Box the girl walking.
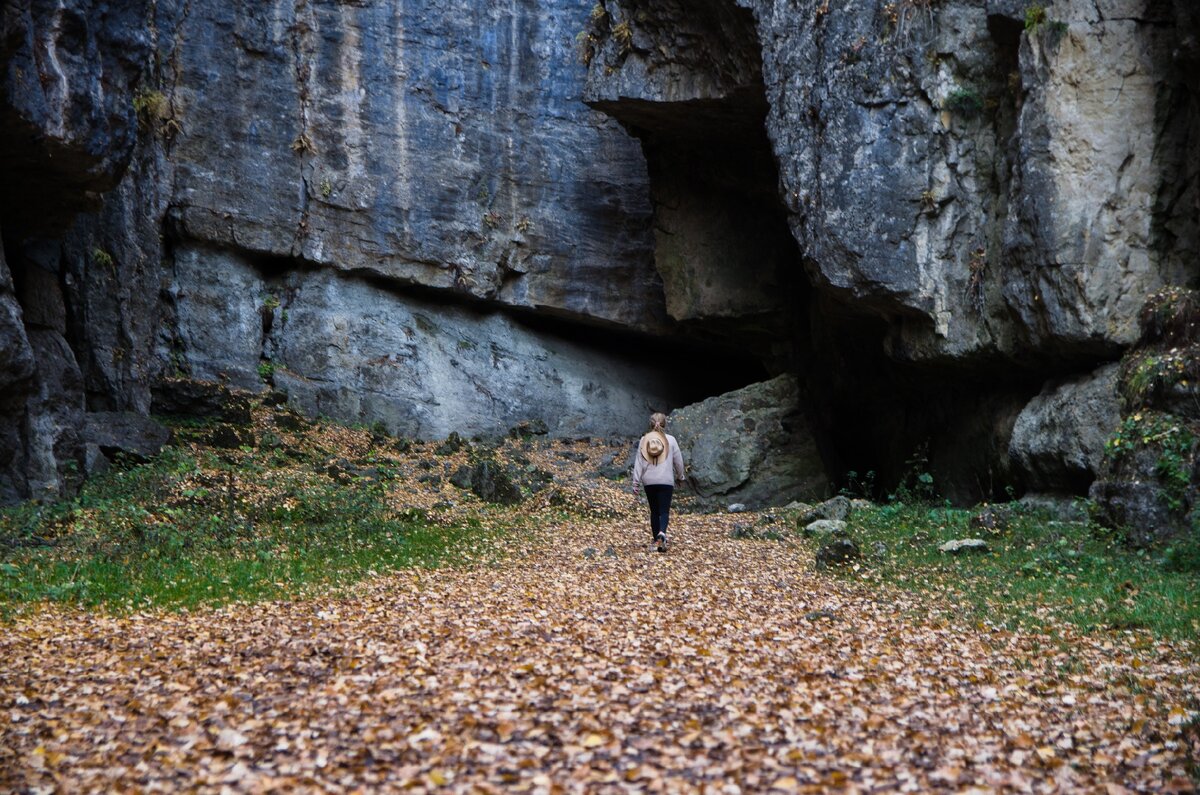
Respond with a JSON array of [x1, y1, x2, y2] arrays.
[[631, 413, 686, 552]]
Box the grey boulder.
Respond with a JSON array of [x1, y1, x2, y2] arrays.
[[804, 519, 848, 539], [938, 539, 990, 555], [669, 375, 829, 509]]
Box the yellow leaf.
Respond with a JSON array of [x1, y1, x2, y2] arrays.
[[583, 732, 605, 747]]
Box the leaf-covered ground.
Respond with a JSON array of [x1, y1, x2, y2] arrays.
[[1, 419, 1198, 792], [2, 523, 1196, 790]]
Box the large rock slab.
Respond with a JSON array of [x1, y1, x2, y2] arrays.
[[166, 0, 665, 333], [1009, 363, 1121, 493], [171, 245, 689, 440], [668, 374, 829, 508]]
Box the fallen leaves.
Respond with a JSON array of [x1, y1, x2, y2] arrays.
[[1, 441, 1198, 792]]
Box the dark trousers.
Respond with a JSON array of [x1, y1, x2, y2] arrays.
[[644, 485, 674, 539]]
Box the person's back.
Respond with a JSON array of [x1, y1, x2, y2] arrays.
[[630, 415, 686, 552], [632, 432, 684, 487]]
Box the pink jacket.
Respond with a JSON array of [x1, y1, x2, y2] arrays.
[[631, 433, 686, 488]]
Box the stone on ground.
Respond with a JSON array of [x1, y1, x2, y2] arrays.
[[668, 375, 829, 510]]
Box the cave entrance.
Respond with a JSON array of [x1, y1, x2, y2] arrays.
[[589, 86, 806, 377], [584, 0, 827, 473]]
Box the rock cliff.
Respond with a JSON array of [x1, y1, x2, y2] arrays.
[[1, 0, 1198, 525]]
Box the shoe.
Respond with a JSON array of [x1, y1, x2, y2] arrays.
[[655, 532, 666, 553]]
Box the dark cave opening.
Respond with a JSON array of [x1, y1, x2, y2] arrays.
[[582, 0, 1048, 504]]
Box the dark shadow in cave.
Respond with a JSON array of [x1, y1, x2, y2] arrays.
[[580, 0, 1055, 504]]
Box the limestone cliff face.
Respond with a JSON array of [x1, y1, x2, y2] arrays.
[[584, 0, 1199, 501], [167, 0, 662, 332], [1, 0, 1198, 509]]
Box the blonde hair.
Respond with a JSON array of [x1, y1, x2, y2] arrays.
[[649, 412, 667, 432]]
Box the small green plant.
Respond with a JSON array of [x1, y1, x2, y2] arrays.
[[516, 216, 533, 233], [262, 293, 280, 311], [1104, 411, 1197, 511], [919, 189, 937, 213], [257, 361, 277, 382], [132, 87, 169, 132], [840, 470, 878, 500], [1024, 4, 1047, 32], [944, 86, 983, 117], [91, 247, 114, 270], [890, 442, 937, 504], [319, 177, 333, 198]]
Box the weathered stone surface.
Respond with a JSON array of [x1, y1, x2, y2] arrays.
[[587, 0, 1200, 366], [83, 411, 171, 461], [815, 538, 861, 568], [171, 246, 268, 392], [799, 495, 851, 526], [939, 538, 990, 554], [0, 0, 152, 233], [803, 519, 847, 539], [168, 250, 687, 440], [1010, 364, 1121, 493], [0, 236, 35, 503], [751, 0, 1197, 363], [22, 329, 85, 499], [167, 0, 664, 333], [669, 374, 829, 508]]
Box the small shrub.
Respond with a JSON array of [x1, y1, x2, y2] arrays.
[[889, 443, 937, 504], [320, 178, 333, 198], [91, 247, 115, 270], [257, 361, 277, 382], [944, 86, 983, 117], [1024, 4, 1047, 32], [132, 88, 169, 131]]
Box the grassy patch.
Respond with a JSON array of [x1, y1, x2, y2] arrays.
[[833, 503, 1200, 645], [0, 444, 495, 619]]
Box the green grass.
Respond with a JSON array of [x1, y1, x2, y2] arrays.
[[833, 503, 1200, 645], [0, 446, 492, 619]]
